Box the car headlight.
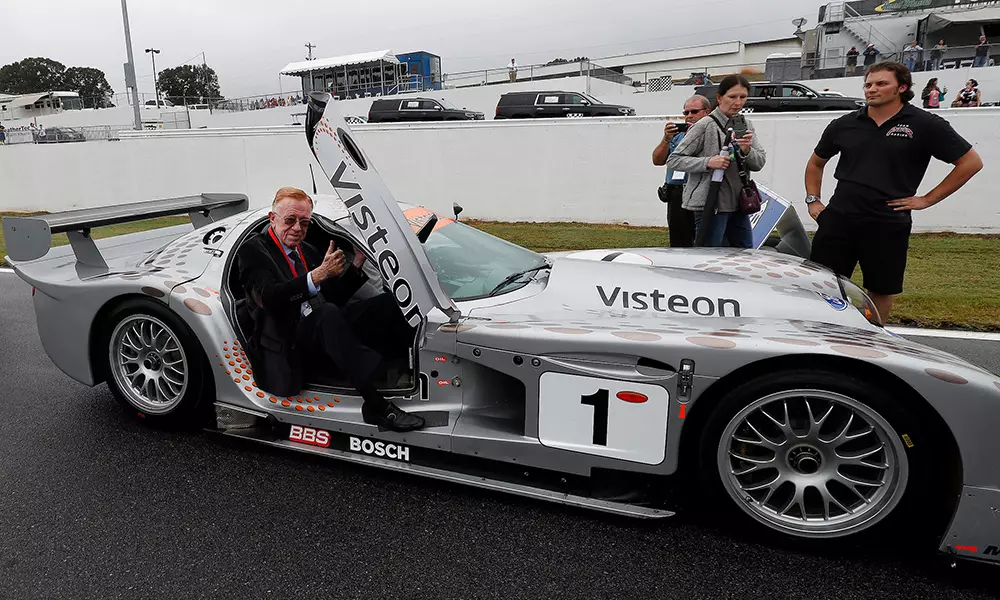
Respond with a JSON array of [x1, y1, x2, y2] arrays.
[[618, 107, 630, 114], [839, 276, 882, 326]]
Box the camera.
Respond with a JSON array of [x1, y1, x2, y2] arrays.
[[671, 121, 690, 133]]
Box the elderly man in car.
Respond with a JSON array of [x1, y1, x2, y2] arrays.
[[237, 186, 425, 432]]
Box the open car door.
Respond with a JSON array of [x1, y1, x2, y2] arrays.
[[306, 93, 460, 328]]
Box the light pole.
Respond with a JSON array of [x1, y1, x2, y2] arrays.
[[120, 0, 142, 130], [145, 48, 161, 107]]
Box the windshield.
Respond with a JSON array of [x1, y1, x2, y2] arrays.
[[581, 93, 602, 104], [437, 98, 460, 109], [420, 216, 546, 301]]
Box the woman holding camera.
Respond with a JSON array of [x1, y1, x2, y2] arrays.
[[664, 75, 766, 248]]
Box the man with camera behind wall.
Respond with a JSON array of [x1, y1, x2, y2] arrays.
[[652, 95, 711, 247]]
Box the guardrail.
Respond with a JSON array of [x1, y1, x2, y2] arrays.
[[0, 125, 124, 145]]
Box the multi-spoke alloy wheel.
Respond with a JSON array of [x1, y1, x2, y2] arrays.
[[109, 314, 189, 415], [717, 389, 909, 538]]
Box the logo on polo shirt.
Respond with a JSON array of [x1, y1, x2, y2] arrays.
[[886, 124, 914, 139]]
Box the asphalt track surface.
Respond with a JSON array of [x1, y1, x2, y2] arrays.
[[1, 274, 999, 600]]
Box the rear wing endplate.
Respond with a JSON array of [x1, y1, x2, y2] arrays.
[[2, 193, 248, 270]]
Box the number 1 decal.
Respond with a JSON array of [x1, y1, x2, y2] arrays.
[[537, 373, 670, 465], [580, 389, 609, 445]]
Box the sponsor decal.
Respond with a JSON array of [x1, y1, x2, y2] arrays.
[[289, 425, 331, 448], [348, 436, 410, 462], [596, 285, 741, 317], [437, 379, 450, 387], [886, 124, 914, 139], [434, 355, 448, 363], [985, 545, 1000, 557], [328, 161, 422, 327], [954, 545, 979, 552], [901, 433, 915, 448], [818, 292, 849, 311]]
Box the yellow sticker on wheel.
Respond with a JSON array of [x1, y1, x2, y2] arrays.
[[901, 433, 915, 448]]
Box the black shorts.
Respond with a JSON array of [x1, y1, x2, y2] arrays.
[[810, 209, 911, 295]]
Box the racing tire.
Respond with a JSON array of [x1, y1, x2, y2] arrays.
[[101, 298, 212, 428], [698, 369, 945, 547]]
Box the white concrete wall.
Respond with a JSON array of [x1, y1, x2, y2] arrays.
[[2, 110, 998, 233]]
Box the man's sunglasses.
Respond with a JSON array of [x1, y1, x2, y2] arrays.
[[282, 217, 311, 228], [682, 108, 707, 116]]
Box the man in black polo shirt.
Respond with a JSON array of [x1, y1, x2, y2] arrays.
[[803, 61, 982, 323]]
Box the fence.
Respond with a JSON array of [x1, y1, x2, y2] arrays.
[[442, 60, 625, 88], [0, 125, 124, 145]]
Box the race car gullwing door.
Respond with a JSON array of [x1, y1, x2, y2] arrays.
[[306, 93, 460, 327]]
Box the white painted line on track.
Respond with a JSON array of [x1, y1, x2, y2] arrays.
[[888, 327, 1000, 342], [0, 268, 14, 274]]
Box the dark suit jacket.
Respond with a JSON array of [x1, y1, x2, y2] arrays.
[[237, 231, 368, 397]]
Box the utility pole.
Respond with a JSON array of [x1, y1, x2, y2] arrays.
[[145, 48, 161, 107], [120, 0, 142, 130], [202, 51, 213, 114]]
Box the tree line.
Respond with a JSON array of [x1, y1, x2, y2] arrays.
[[0, 57, 223, 108]]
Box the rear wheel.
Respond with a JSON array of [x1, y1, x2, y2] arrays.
[[699, 369, 940, 543], [103, 298, 210, 427]]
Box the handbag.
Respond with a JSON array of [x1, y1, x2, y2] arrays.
[[709, 115, 762, 215], [657, 183, 670, 203]]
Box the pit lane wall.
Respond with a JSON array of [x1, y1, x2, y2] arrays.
[[2, 109, 999, 232]]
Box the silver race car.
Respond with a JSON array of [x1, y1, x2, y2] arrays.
[[4, 97, 999, 564]]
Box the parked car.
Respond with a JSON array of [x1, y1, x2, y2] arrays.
[[367, 97, 484, 123], [694, 82, 866, 112], [36, 126, 87, 143], [495, 91, 635, 119]]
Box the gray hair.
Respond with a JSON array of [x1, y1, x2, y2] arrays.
[[685, 95, 711, 111]]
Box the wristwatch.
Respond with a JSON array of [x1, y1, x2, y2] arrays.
[[805, 195, 822, 204]]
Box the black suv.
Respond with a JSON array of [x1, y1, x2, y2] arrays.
[[694, 82, 865, 112], [495, 91, 635, 119], [367, 98, 484, 123]]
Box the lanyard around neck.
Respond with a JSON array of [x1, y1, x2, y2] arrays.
[[268, 227, 309, 277]]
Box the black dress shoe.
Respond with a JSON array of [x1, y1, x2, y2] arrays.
[[361, 402, 425, 432]]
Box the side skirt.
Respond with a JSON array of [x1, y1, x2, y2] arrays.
[[212, 404, 674, 520]]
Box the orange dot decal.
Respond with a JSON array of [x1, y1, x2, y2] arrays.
[[318, 406, 326, 411], [229, 361, 235, 366], [281, 400, 291, 407], [295, 406, 304, 411], [235, 368, 242, 374], [225, 354, 231, 359], [307, 406, 315, 412], [225, 370, 231, 375], [234, 378, 241, 383], [327, 402, 335, 407], [256, 392, 265, 398], [270, 397, 278, 403], [242, 375, 250, 381], [306, 397, 313, 403], [244, 386, 252, 392], [313, 396, 320, 401]]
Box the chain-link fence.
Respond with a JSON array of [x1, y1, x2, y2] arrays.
[[0, 125, 126, 146]]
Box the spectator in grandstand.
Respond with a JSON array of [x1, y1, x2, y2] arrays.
[[929, 39, 947, 71], [651, 94, 711, 248], [902, 41, 922, 72], [863, 44, 880, 67], [952, 79, 981, 107], [846, 46, 860, 76], [665, 75, 766, 249], [508, 58, 518, 83], [0, 123, 5, 145], [804, 61, 982, 323], [921, 78, 943, 109], [974, 35, 991, 68]]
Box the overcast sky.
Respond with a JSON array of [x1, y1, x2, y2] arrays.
[[1, 0, 829, 99]]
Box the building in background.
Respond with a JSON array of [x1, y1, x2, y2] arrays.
[[802, 0, 1000, 78], [0, 91, 82, 121], [280, 49, 442, 100]]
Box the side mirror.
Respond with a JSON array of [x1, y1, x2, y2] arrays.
[[434, 105, 443, 110], [453, 202, 464, 221], [806, 92, 817, 98]]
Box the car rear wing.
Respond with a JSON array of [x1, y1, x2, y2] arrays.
[[2, 193, 248, 270]]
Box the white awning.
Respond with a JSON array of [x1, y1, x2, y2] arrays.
[[928, 7, 1000, 32], [5, 93, 49, 108], [280, 50, 399, 76]]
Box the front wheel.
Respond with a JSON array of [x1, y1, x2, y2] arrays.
[[103, 298, 211, 427], [699, 369, 940, 543]]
